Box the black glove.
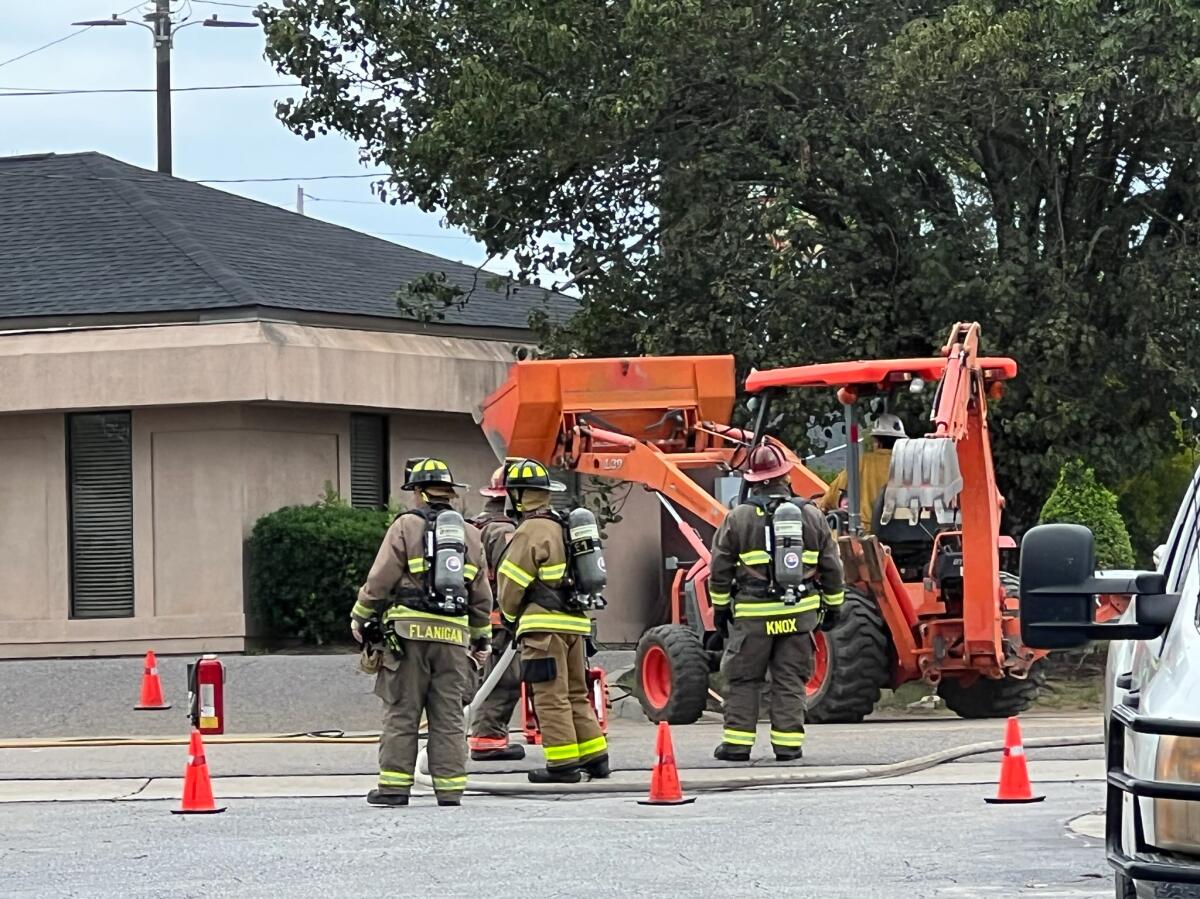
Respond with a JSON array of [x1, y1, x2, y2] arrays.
[[470, 635, 490, 653], [713, 605, 732, 637], [704, 630, 727, 653], [819, 604, 842, 632], [359, 617, 382, 646], [585, 635, 599, 657]]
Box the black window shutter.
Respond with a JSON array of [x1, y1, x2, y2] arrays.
[[350, 414, 389, 509], [68, 413, 134, 619]]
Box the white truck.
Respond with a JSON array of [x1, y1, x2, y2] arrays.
[[1020, 464, 1200, 898]]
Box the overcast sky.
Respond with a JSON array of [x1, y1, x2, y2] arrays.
[[0, 0, 501, 271]]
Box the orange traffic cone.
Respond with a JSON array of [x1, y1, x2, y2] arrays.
[[984, 717, 1045, 804], [172, 729, 226, 815], [637, 721, 696, 806], [134, 650, 171, 711]]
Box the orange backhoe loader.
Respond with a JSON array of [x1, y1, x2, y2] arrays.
[[478, 322, 1047, 723]]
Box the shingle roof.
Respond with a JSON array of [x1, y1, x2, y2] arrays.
[[0, 152, 575, 330]]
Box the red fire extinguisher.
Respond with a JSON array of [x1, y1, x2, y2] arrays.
[[187, 654, 225, 735]]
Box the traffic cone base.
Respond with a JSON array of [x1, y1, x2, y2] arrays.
[[638, 721, 696, 806], [985, 716, 1045, 804], [135, 650, 171, 711], [174, 729, 225, 815]]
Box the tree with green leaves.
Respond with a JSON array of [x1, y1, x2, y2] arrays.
[[261, 0, 1200, 526]]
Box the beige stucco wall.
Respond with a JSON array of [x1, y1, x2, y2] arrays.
[[1, 402, 664, 656], [0, 322, 663, 656]]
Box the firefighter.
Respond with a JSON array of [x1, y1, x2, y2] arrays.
[[710, 443, 845, 762], [496, 458, 609, 784], [818, 412, 906, 534], [467, 466, 526, 762], [350, 458, 493, 807]]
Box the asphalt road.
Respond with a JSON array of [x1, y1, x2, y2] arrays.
[[0, 783, 1109, 898]]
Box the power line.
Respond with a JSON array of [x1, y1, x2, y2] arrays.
[[0, 28, 93, 72], [0, 3, 146, 71], [192, 0, 257, 7], [0, 83, 301, 98], [302, 193, 380, 206], [0, 166, 387, 185]]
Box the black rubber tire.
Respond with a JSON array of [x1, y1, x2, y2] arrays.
[[937, 660, 1046, 718], [806, 589, 891, 724], [937, 571, 1046, 718], [634, 624, 711, 725]]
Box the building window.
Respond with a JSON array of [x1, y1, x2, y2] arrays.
[[67, 412, 134, 619], [350, 414, 389, 509]]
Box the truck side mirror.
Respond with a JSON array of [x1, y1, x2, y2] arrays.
[[1019, 523, 1177, 649]]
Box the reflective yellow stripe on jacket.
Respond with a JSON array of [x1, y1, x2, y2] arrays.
[[516, 611, 592, 637], [734, 597, 821, 618], [499, 559, 533, 588]]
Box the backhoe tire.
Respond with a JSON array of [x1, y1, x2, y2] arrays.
[[937, 570, 1046, 719], [937, 661, 1047, 718], [805, 589, 891, 724], [634, 625, 710, 725]]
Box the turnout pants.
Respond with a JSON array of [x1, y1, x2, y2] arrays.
[[521, 632, 607, 770], [721, 621, 814, 753], [469, 629, 522, 748], [374, 639, 469, 801]]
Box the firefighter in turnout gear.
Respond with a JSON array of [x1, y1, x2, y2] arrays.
[[350, 458, 493, 807], [467, 467, 525, 762], [709, 443, 845, 762], [496, 459, 610, 784]]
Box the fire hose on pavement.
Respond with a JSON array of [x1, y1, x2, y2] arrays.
[[411, 642, 1104, 797]]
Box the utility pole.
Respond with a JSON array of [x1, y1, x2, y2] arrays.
[[73, 6, 257, 175], [296, 185, 305, 215], [152, 0, 172, 175]]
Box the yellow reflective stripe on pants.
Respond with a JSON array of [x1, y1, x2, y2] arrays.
[[823, 591, 845, 606], [578, 735, 607, 758], [734, 597, 820, 617], [351, 601, 374, 619], [408, 557, 428, 573], [543, 742, 580, 762], [802, 550, 820, 564], [723, 728, 756, 746], [710, 590, 731, 607], [516, 613, 592, 636], [499, 559, 534, 588], [537, 563, 567, 580], [432, 774, 468, 791], [378, 770, 414, 787], [770, 730, 805, 747], [738, 550, 772, 566]]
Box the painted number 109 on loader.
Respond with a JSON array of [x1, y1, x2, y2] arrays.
[[479, 322, 1047, 724]]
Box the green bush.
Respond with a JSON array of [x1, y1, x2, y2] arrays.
[[1039, 460, 1135, 569], [249, 494, 393, 645]]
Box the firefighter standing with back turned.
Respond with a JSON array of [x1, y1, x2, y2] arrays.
[[467, 466, 526, 762], [350, 458, 493, 807], [709, 443, 845, 762], [496, 458, 610, 783]]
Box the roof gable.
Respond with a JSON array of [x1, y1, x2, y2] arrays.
[[0, 152, 574, 331]]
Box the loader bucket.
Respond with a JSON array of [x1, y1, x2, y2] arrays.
[[879, 437, 963, 526], [477, 356, 738, 462]]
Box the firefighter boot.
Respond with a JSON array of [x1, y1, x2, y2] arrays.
[[470, 745, 527, 762], [528, 766, 583, 784], [774, 748, 804, 762], [582, 755, 611, 779], [366, 790, 409, 808], [713, 743, 751, 762]]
